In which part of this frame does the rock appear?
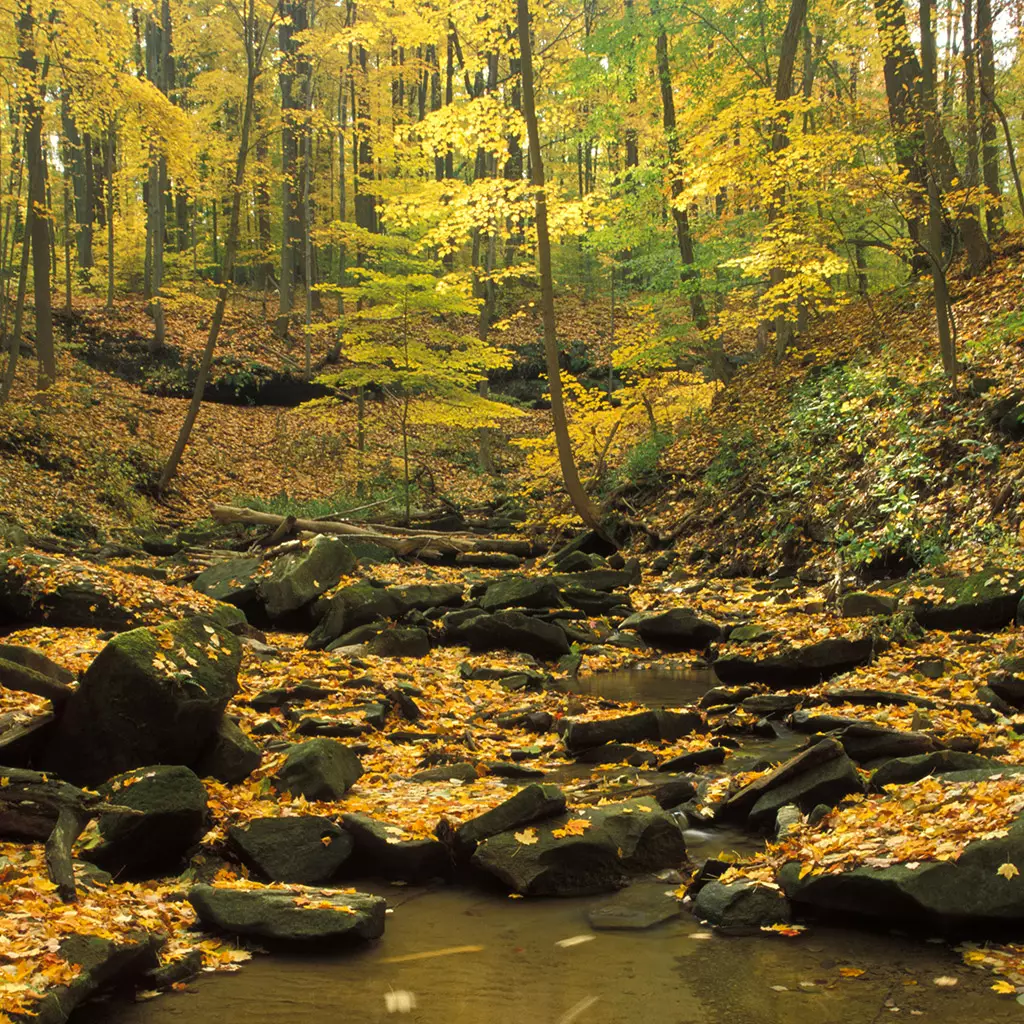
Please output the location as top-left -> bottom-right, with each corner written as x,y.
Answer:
0,643 -> 75,684
714,636 -> 874,686
326,622 -> 384,649
988,657 -> 1024,708
587,883 -> 682,930
188,883 -> 386,942
479,576 -> 561,613
619,609 -> 721,649
549,568 -> 637,592
341,813 -> 449,881
249,683 -> 338,709
88,765 -> 208,875
699,685 -> 755,708
192,557 -> 263,610
653,777 -> 698,809
837,723 -> 938,762
870,751 -> 1003,790
455,552 -> 522,569
719,738 -> 864,830
604,631 -> 650,650
195,716 -> 262,784
902,570 -> 1024,632
42,617 -> 241,786
306,583 -> 401,649
367,626 -> 430,658
443,609 -> 570,660
658,747 -> 726,772
259,535 -> 357,620
840,592 -> 898,617
556,551 -> 606,573
575,743 -> 652,766
822,687 -> 937,709
780,814 -> 1024,930
456,784 -> 567,849
548,530 -> 618,566
390,583 -> 463,614
726,625 -> 776,644
563,710 -> 702,752
227,816 -> 354,883
16,932 -> 162,1024
487,762 -> 547,779
741,694 -> 801,717
693,880 -> 791,932
272,738 -> 363,800
775,803 -> 803,839
411,762 -> 478,783
471,799 -> 687,896
558,585 -> 631,615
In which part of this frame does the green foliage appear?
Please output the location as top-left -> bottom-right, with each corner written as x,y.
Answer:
610,430 -> 672,491
705,429 -> 759,490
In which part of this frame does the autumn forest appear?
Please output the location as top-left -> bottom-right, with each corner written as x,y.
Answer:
2,0 -> 1024,1019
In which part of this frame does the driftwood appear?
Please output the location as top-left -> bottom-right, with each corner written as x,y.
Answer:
0,767 -> 142,901
210,504 -> 536,558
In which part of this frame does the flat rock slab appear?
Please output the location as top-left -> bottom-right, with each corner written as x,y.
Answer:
587,883 -> 682,930
228,815 -> 354,884
714,636 -> 873,687
188,884 -> 386,942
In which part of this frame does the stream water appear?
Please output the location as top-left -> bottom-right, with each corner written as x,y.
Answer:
75,666 -> 1023,1023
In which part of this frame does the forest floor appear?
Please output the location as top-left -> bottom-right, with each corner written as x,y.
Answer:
3,242 -> 1024,1020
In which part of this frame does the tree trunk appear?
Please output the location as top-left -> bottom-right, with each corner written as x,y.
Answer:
104,133 -> 115,310
18,2 -> 54,387
516,0 -> 603,532
976,0 -> 1003,238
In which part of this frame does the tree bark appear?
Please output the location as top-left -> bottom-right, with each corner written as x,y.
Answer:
516,0 -> 603,532
976,0 -> 1003,238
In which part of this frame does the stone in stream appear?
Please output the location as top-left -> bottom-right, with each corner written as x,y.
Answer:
741,694 -> 802,717
191,556 -> 264,610
13,931 -> 163,1024
699,685 -> 756,708
272,738 -> 364,800
341,812 -> 449,882
726,624 -> 776,644
658,747 -> 726,772
558,585 -> 633,615
389,583 -> 464,614
869,751 -> 1004,790
411,762 -> 479,783
471,799 -> 687,896
713,635 -> 874,686
87,765 -> 209,876
587,883 -> 682,930
779,813 -> 1024,931
367,626 -> 430,658
194,715 -> 262,784
455,784 -> 567,850
42,617 -> 241,786
188,884 -> 386,942
487,762 -> 547,779
259,535 -> 357,621
478,575 -> 562,613
837,723 -> 939,763
443,609 -> 570,660
719,738 -> 864,831
693,880 -> 792,932
228,816 -> 354,884
653,777 -> 698,809
901,569 -> 1024,632
618,609 -> 722,649
562,710 -> 702,752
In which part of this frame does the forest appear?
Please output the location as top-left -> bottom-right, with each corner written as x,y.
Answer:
1,0 -> 1024,1019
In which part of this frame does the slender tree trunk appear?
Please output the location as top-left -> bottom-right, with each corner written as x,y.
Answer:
516,0 -> 602,532
159,61 -> 261,492
977,0 -> 1003,238
0,215 -> 31,403
18,2 -> 54,387
963,0 -> 981,233
104,133 -> 115,310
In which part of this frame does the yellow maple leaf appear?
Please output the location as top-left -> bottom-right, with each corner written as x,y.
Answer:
992,980 -> 1017,994
997,862 -> 1020,880
514,829 -> 538,845
551,818 -> 592,839
839,967 -> 865,978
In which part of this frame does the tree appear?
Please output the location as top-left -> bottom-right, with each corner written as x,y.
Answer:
516,0 -> 603,533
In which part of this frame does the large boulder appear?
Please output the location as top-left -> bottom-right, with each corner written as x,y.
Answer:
42,618 -> 241,786
188,884 -> 386,942
870,751 -> 1003,790
471,799 -> 686,896
228,816 -> 354,883
693,880 -> 791,931
455,784 -> 567,850
341,813 -> 449,882
619,609 -> 721,649
272,739 -> 363,800
780,815 -> 1024,930
837,724 -> 938,763
562,710 -> 702,753
306,583 -> 401,650
86,765 -> 209,875
479,576 -> 561,613
191,557 -> 263,610
714,636 -> 873,686
194,716 -> 262,784
443,609 -> 570,660
367,626 -> 430,658
840,592 -> 898,618
901,570 -> 1024,632
259,535 -> 357,621
719,738 -> 864,831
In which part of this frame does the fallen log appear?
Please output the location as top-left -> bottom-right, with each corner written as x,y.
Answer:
0,767 -> 143,901
0,658 -> 73,709
210,504 -> 536,558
